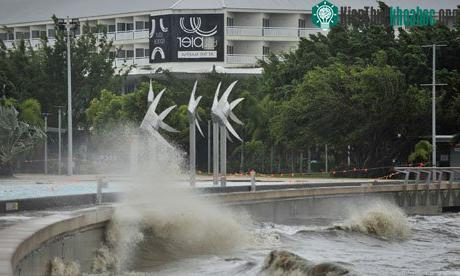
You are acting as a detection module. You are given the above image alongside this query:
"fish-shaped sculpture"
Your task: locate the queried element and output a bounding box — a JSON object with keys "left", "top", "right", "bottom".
{"left": 187, "top": 81, "right": 204, "bottom": 137}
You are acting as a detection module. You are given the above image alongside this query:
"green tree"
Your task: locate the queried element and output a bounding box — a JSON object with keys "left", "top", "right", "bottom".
{"left": 0, "top": 105, "right": 45, "bottom": 176}
{"left": 408, "top": 140, "right": 432, "bottom": 164}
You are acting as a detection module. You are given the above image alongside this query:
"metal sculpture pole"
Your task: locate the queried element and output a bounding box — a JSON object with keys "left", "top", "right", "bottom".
{"left": 211, "top": 81, "right": 244, "bottom": 187}
{"left": 211, "top": 83, "right": 222, "bottom": 185}
{"left": 187, "top": 81, "right": 203, "bottom": 187}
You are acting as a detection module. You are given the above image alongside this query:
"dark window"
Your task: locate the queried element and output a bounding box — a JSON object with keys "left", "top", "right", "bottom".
{"left": 145, "top": 21, "right": 151, "bottom": 29}
{"left": 0, "top": 33, "right": 6, "bottom": 40}
{"left": 116, "top": 50, "right": 125, "bottom": 58}
{"left": 7, "top": 33, "right": 14, "bottom": 40}
{"left": 15, "top": 32, "right": 29, "bottom": 40}
{"left": 126, "top": 50, "right": 134, "bottom": 58}
{"left": 98, "top": 25, "right": 107, "bottom": 33}
{"left": 108, "top": 25, "right": 116, "bottom": 33}
{"left": 31, "top": 30, "right": 40, "bottom": 39}
{"left": 227, "top": 45, "right": 234, "bottom": 55}
{"left": 298, "top": 19, "right": 306, "bottom": 28}
{"left": 48, "top": 29, "right": 55, "bottom": 38}
{"left": 135, "top": 21, "right": 144, "bottom": 30}
{"left": 226, "top": 17, "right": 234, "bottom": 27}
{"left": 40, "top": 31, "right": 47, "bottom": 37}
{"left": 144, "top": 49, "right": 150, "bottom": 57}
{"left": 135, "top": 48, "right": 144, "bottom": 57}
{"left": 263, "top": 18, "right": 270, "bottom": 28}
{"left": 74, "top": 28, "right": 80, "bottom": 36}
{"left": 126, "top": 23, "right": 134, "bottom": 31}
{"left": 263, "top": 46, "right": 270, "bottom": 55}
{"left": 117, "top": 23, "right": 126, "bottom": 32}
{"left": 109, "top": 51, "right": 115, "bottom": 59}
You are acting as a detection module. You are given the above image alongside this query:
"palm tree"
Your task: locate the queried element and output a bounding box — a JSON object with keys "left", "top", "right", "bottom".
{"left": 0, "top": 105, "right": 45, "bottom": 176}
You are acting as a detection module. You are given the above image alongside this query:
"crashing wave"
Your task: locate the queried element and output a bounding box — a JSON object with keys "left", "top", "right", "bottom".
{"left": 261, "top": 250, "right": 355, "bottom": 276}
{"left": 332, "top": 201, "right": 410, "bottom": 239}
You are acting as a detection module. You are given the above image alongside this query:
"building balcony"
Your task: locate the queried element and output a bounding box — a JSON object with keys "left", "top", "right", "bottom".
{"left": 134, "top": 57, "right": 150, "bottom": 66}
{"left": 133, "top": 29, "right": 149, "bottom": 40}
{"left": 226, "top": 26, "right": 328, "bottom": 38}
{"left": 116, "top": 31, "right": 134, "bottom": 41}
{"left": 3, "top": 40, "right": 14, "bottom": 48}
{"left": 226, "top": 54, "right": 266, "bottom": 64}
{"left": 115, "top": 58, "right": 134, "bottom": 67}
{"left": 30, "top": 38, "right": 41, "bottom": 48}
{"left": 226, "top": 26, "right": 263, "bottom": 36}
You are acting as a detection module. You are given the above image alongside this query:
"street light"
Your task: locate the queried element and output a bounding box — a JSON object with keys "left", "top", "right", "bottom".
{"left": 57, "top": 17, "right": 79, "bottom": 176}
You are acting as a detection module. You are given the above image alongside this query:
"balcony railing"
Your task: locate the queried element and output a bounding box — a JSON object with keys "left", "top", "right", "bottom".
{"left": 116, "top": 31, "right": 134, "bottom": 40}
{"left": 134, "top": 29, "right": 149, "bottom": 40}
{"left": 115, "top": 58, "right": 134, "bottom": 67}
{"left": 3, "top": 40, "right": 14, "bottom": 48}
{"left": 134, "top": 57, "right": 150, "bottom": 66}
{"left": 226, "top": 54, "right": 267, "bottom": 64}
{"left": 226, "top": 26, "right": 328, "bottom": 37}
{"left": 226, "top": 26, "right": 263, "bottom": 36}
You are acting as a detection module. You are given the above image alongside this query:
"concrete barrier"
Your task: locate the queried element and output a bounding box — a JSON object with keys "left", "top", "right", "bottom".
{"left": 0, "top": 206, "right": 113, "bottom": 276}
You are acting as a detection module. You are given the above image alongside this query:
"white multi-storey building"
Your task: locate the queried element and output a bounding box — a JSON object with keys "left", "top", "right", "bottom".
{"left": 0, "top": 0, "right": 458, "bottom": 75}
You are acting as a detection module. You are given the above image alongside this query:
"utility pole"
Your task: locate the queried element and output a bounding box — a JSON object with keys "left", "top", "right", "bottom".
{"left": 57, "top": 106, "right": 64, "bottom": 175}
{"left": 421, "top": 43, "right": 447, "bottom": 180}
{"left": 43, "top": 113, "right": 50, "bottom": 174}
{"left": 207, "top": 120, "right": 211, "bottom": 174}
{"left": 325, "top": 144, "right": 328, "bottom": 173}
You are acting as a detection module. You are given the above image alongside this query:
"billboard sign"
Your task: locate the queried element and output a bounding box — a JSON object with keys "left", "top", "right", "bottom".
{"left": 149, "top": 14, "right": 224, "bottom": 63}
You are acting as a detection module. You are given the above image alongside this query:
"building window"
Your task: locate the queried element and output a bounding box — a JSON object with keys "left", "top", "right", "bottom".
{"left": 145, "top": 21, "right": 151, "bottom": 29}
{"left": 40, "top": 30, "right": 47, "bottom": 37}
{"left": 227, "top": 45, "right": 234, "bottom": 55}
{"left": 226, "top": 17, "right": 234, "bottom": 27}
{"left": 47, "top": 29, "right": 55, "bottom": 38}
{"left": 7, "top": 33, "right": 14, "bottom": 40}
{"left": 135, "top": 21, "right": 144, "bottom": 30}
{"left": 144, "top": 49, "right": 150, "bottom": 57}
{"left": 298, "top": 19, "right": 306, "bottom": 28}
{"left": 126, "top": 50, "right": 134, "bottom": 58}
{"left": 135, "top": 48, "right": 144, "bottom": 57}
{"left": 126, "top": 23, "right": 134, "bottom": 31}
{"left": 108, "top": 25, "right": 116, "bottom": 33}
{"left": 116, "top": 49, "right": 126, "bottom": 58}
{"left": 0, "top": 33, "right": 6, "bottom": 41}
{"left": 117, "top": 23, "right": 126, "bottom": 32}
{"left": 263, "top": 18, "right": 270, "bottom": 28}
{"left": 31, "top": 30, "right": 40, "bottom": 39}
{"left": 74, "top": 28, "right": 80, "bottom": 36}
{"left": 263, "top": 46, "right": 270, "bottom": 55}
{"left": 109, "top": 51, "right": 115, "bottom": 59}
{"left": 15, "top": 32, "right": 30, "bottom": 40}
{"left": 98, "top": 25, "right": 107, "bottom": 33}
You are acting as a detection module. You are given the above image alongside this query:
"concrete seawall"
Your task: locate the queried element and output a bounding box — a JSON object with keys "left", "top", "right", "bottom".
{"left": 2, "top": 182, "right": 460, "bottom": 275}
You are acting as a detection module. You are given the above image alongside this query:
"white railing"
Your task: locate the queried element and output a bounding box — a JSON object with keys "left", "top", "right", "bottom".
{"left": 47, "top": 38, "right": 56, "bottom": 47}
{"left": 115, "top": 58, "right": 134, "bottom": 67}
{"left": 263, "top": 27, "right": 299, "bottom": 37}
{"left": 134, "top": 29, "right": 149, "bottom": 40}
{"left": 107, "top": 32, "right": 115, "bottom": 40}
{"left": 226, "top": 54, "right": 266, "bottom": 64}
{"left": 3, "top": 40, "right": 14, "bottom": 48}
{"left": 116, "top": 31, "right": 134, "bottom": 40}
{"left": 226, "top": 26, "right": 329, "bottom": 38}
{"left": 30, "top": 39, "right": 41, "bottom": 48}
{"left": 226, "top": 26, "right": 263, "bottom": 36}
{"left": 134, "top": 57, "right": 150, "bottom": 66}
{"left": 298, "top": 28, "right": 329, "bottom": 37}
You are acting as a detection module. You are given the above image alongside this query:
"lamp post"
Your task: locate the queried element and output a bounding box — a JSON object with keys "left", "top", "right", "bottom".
{"left": 421, "top": 43, "right": 447, "bottom": 180}
{"left": 57, "top": 17, "right": 79, "bottom": 176}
